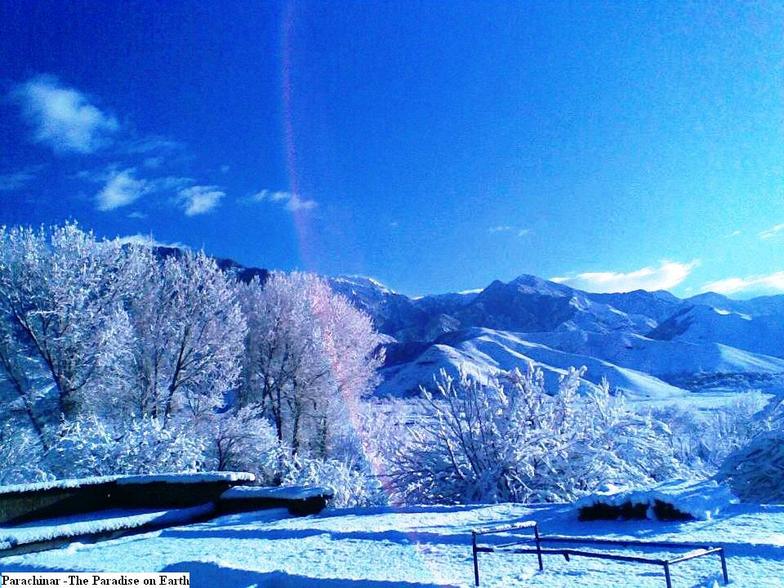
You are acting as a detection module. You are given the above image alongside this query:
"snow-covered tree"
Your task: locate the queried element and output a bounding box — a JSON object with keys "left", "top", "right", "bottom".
{"left": 240, "top": 272, "right": 383, "bottom": 458}
{"left": 0, "top": 422, "right": 50, "bottom": 485}
{"left": 0, "top": 224, "right": 135, "bottom": 430}
{"left": 0, "top": 224, "right": 381, "bottom": 489}
{"left": 119, "top": 249, "right": 247, "bottom": 424}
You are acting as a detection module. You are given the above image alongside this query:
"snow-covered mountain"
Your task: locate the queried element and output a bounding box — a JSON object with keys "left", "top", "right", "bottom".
{"left": 328, "top": 273, "right": 784, "bottom": 398}
{"left": 378, "top": 327, "right": 693, "bottom": 401}
{"left": 648, "top": 304, "right": 784, "bottom": 359}
{"left": 185, "top": 249, "right": 784, "bottom": 400}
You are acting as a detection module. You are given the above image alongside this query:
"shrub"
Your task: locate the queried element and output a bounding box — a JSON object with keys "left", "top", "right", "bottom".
{"left": 718, "top": 429, "right": 784, "bottom": 503}
{"left": 203, "top": 406, "right": 285, "bottom": 485}
{"left": 284, "top": 456, "right": 387, "bottom": 508}
{"left": 50, "top": 416, "right": 207, "bottom": 477}
{"left": 389, "top": 367, "right": 682, "bottom": 504}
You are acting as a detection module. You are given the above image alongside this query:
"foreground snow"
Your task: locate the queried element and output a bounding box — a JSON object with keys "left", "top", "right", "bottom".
{"left": 2, "top": 502, "right": 783, "bottom": 587}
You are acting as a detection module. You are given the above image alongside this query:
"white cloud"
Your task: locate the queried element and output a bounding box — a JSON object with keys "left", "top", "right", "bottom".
{"left": 701, "top": 272, "right": 784, "bottom": 295}
{"left": 179, "top": 185, "right": 224, "bottom": 216}
{"left": 249, "top": 189, "right": 290, "bottom": 203}
{"left": 88, "top": 165, "right": 199, "bottom": 214}
{"left": 0, "top": 165, "right": 43, "bottom": 191}
{"left": 552, "top": 260, "right": 698, "bottom": 293}
{"left": 489, "top": 225, "right": 530, "bottom": 237}
{"left": 759, "top": 223, "right": 784, "bottom": 240}
{"left": 124, "top": 136, "right": 184, "bottom": 155}
{"left": 149, "top": 175, "right": 193, "bottom": 192}
{"left": 116, "top": 234, "right": 186, "bottom": 249}
{"left": 286, "top": 193, "right": 317, "bottom": 211}
{"left": 96, "top": 169, "right": 149, "bottom": 211}
{"left": 14, "top": 75, "right": 119, "bottom": 154}
{"left": 246, "top": 189, "right": 317, "bottom": 212}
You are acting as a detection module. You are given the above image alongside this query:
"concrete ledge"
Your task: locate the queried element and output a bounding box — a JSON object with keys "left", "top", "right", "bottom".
{"left": 219, "top": 485, "right": 333, "bottom": 516}
{"left": 0, "top": 503, "right": 216, "bottom": 558}
{"left": 0, "top": 472, "right": 255, "bottom": 525}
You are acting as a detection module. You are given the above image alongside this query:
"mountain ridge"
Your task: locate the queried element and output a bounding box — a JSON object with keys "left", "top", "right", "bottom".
{"left": 328, "top": 272, "right": 784, "bottom": 398}
{"left": 159, "top": 246, "right": 784, "bottom": 400}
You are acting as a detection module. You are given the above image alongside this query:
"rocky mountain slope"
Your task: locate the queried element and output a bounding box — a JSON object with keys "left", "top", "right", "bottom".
{"left": 329, "top": 273, "right": 784, "bottom": 398}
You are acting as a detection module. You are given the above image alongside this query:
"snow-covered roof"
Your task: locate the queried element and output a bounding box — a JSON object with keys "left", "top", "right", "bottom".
{"left": 116, "top": 472, "right": 255, "bottom": 485}
{"left": 0, "top": 476, "right": 120, "bottom": 496}
{"left": 0, "top": 472, "right": 255, "bottom": 496}
{"left": 0, "top": 504, "right": 214, "bottom": 549}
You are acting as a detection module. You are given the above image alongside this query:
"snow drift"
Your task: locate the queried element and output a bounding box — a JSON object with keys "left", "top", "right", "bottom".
{"left": 576, "top": 479, "right": 737, "bottom": 521}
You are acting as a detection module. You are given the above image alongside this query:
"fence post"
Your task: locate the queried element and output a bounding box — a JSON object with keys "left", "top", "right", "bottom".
{"left": 719, "top": 548, "right": 729, "bottom": 585}
{"left": 472, "top": 531, "right": 480, "bottom": 586}
{"left": 663, "top": 562, "right": 672, "bottom": 588}
{"left": 533, "top": 523, "right": 544, "bottom": 571}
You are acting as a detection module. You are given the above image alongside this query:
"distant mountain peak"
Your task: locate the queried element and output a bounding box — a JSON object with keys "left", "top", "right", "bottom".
{"left": 332, "top": 275, "right": 395, "bottom": 295}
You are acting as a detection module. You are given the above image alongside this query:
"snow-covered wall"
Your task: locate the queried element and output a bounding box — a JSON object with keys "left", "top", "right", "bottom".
{"left": 0, "top": 472, "right": 255, "bottom": 525}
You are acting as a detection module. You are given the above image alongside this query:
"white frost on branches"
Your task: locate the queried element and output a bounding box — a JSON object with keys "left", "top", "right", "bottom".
{"left": 239, "top": 272, "right": 383, "bottom": 458}
{"left": 389, "top": 366, "right": 683, "bottom": 504}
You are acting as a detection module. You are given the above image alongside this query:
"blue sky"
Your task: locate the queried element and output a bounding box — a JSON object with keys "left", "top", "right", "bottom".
{"left": 1, "top": 1, "right": 783, "bottom": 298}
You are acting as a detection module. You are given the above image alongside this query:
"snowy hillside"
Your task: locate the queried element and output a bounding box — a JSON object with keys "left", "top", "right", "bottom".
{"left": 378, "top": 328, "right": 692, "bottom": 402}
{"left": 649, "top": 304, "right": 784, "bottom": 359}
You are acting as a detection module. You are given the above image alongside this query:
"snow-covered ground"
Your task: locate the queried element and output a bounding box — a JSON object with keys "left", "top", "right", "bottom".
{"left": 3, "top": 502, "right": 782, "bottom": 587}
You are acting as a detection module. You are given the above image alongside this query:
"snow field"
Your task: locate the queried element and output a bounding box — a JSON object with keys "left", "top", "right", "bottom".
{"left": 2, "top": 502, "right": 782, "bottom": 587}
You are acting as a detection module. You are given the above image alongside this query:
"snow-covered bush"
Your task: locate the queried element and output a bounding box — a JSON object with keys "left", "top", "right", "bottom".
{"left": 718, "top": 429, "right": 784, "bottom": 503}
{"left": 652, "top": 393, "right": 767, "bottom": 472}
{"left": 551, "top": 379, "right": 683, "bottom": 500}
{"left": 0, "top": 423, "right": 50, "bottom": 485}
{"left": 390, "top": 367, "right": 683, "bottom": 505}
{"left": 283, "top": 456, "right": 387, "bottom": 508}
{"left": 202, "top": 406, "right": 285, "bottom": 485}
{"left": 50, "top": 416, "right": 206, "bottom": 477}
{"left": 716, "top": 399, "right": 784, "bottom": 503}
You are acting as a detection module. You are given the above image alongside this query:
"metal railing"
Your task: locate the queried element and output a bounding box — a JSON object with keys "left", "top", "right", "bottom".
{"left": 470, "top": 521, "right": 729, "bottom": 588}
